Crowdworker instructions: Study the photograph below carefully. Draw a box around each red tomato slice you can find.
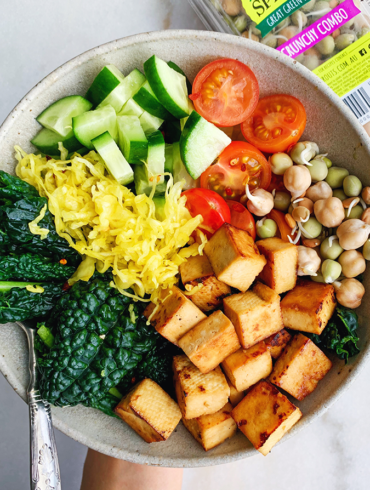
[182,188,231,237]
[226,200,256,240]
[267,173,287,193]
[241,94,306,153]
[200,141,271,202]
[190,59,259,127]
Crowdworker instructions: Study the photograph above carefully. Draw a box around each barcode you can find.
[342,79,370,125]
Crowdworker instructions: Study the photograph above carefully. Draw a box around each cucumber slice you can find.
[139,111,164,135]
[117,115,148,164]
[91,131,133,186]
[31,128,82,157]
[180,100,194,131]
[36,95,92,137]
[172,142,197,190]
[133,81,173,120]
[72,105,117,150]
[153,195,166,221]
[144,55,190,119]
[164,144,173,173]
[97,69,146,113]
[180,111,231,180]
[147,130,165,180]
[167,61,192,94]
[86,65,125,107]
[118,98,144,117]
[134,164,166,197]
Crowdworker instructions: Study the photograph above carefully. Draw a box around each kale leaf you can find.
[308,306,360,362]
[0,170,39,203]
[0,253,75,281]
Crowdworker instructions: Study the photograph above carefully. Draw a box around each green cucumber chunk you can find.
[172,142,197,189]
[97,69,146,113]
[133,81,173,120]
[118,98,144,117]
[86,65,125,107]
[31,128,82,156]
[139,111,164,135]
[72,105,117,150]
[180,111,231,179]
[144,55,190,119]
[147,130,165,180]
[36,95,92,137]
[164,144,173,173]
[117,115,148,164]
[134,164,166,197]
[153,196,166,221]
[92,131,133,186]
[180,100,194,131]
[167,61,192,94]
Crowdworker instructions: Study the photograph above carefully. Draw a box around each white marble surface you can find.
[0,1,369,488]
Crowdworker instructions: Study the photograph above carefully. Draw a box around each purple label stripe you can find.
[277,0,361,58]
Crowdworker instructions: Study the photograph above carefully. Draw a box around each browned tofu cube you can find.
[178,310,241,374]
[227,379,245,407]
[180,254,231,312]
[223,282,283,349]
[146,286,206,344]
[222,341,272,392]
[257,238,298,294]
[281,280,336,335]
[173,355,230,419]
[204,223,266,292]
[231,380,302,456]
[182,402,237,451]
[269,333,332,400]
[264,329,292,360]
[115,379,182,443]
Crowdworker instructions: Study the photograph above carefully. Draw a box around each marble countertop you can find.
[0,1,369,488]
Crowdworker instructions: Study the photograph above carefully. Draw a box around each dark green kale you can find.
[0,253,75,281]
[0,170,39,203]
[0,282,64,323]
[308,306,360,363]
[89,393,120,419]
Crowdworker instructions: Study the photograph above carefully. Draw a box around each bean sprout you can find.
[347,198,358,217]
[300,146,313,166]
[360,198,367,210]
[272,189,276,198]
[298,220,313,238]
[288,228,301,245]
[328,235,338,247]
[306,8,331,17]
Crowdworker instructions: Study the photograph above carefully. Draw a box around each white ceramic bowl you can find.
[1,30,370,467]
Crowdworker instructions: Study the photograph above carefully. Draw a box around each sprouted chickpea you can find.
[245,185,274,216]
[289,141,319,165]
[338,250,366,278]
[283,165,312,200]
[314,197,345,227]
[337,219,370,250]
[221,0,242,16]
[333,278,365,308]
[297,245,321,276]
[305,181,333,202]
[292,205,310,223]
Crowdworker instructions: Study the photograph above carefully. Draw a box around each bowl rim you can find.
[1,29,370,467]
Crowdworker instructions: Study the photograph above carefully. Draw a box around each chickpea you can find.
[292,205,310,223]
[242,31,260,42]
[297,246,321,276]
[333,278,365,308]
[337,219,370,250]
[274,191,291,211]
[338,250,366,278]
[314,197,345,227]
[221,0,242,16]
[270,153,293,175]
[295,197,314,214]
[283,165,312,200]
[361,186,370,204]
[246,186,274,216]
[305,181,333,202]
[278,26,299,46]
[322,259,342,283]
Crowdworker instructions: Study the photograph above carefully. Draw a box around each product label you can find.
[277,0,361,57]
[241,0,311,37]
[313,32,370,125]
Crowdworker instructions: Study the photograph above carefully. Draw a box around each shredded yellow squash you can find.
[28,204,49,240]
[15,147,206,302]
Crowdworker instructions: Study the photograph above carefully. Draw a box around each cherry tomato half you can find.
[241,94,306,153]
[226,200,256,240]
[190,59,259,127]
[182,188,231,237]
[200,141,271,202]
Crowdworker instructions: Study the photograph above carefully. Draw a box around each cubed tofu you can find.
[264,329,292,360]
[269,333,332,400]
[281,280,336,335]
[257,238,298,294]
[115,379,182,443]
[223,282,283,349]
[227,379,245,407]
[204,223,266,292]
[231,380,302,456]
[178,310,241,374]
[173,355,230,419]
[182,402,237,451]
[222,341,273,392]
[146,286,206,344]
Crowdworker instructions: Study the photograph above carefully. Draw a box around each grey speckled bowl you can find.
[1,30,370,467]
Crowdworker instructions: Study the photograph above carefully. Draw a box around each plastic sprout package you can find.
[189,0,370,134]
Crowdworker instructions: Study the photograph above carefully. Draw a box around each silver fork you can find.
[17,321,61,490]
